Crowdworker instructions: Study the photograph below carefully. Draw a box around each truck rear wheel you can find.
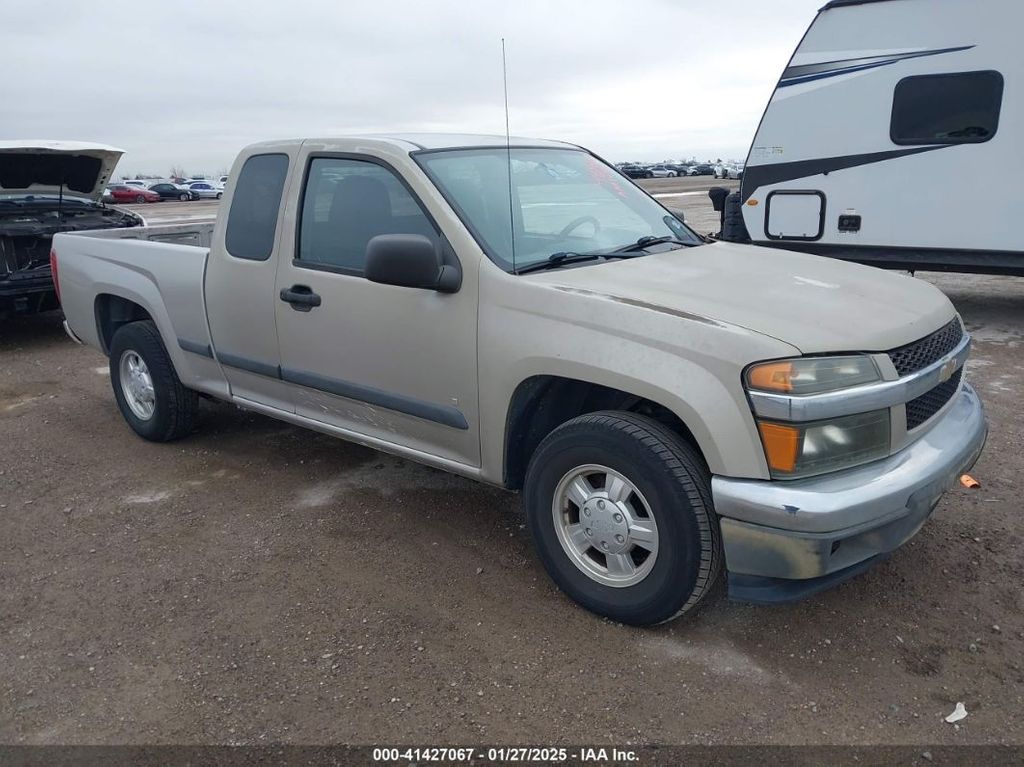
[109,320,198,442]
[524,411,722,625]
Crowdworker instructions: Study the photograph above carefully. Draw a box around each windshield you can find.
[415,147,701,272]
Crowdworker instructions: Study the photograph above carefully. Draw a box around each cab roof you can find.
[246,133,579,154]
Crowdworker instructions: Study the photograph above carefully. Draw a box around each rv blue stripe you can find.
[780,59,907,87]
[779,45,974,88]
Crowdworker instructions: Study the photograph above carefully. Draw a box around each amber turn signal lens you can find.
[747,361,794,393]
[758,422,800,473]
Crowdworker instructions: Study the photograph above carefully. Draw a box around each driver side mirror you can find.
[365,234,461,293]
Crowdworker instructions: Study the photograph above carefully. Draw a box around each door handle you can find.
[279,285,322,312]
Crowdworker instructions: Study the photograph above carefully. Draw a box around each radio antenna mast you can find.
[502,38,516,269]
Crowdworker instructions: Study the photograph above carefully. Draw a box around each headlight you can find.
[746,355,889,479]
[756,410,890,479]
[746,356,880,394]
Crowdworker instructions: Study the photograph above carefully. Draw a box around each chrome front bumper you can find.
[712,384,987,601]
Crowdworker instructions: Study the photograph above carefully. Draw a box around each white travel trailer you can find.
[719,0,1022,275]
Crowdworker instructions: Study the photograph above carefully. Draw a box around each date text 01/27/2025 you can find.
[371,746,640,762]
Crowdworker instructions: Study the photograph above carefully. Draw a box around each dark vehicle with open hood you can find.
[0,141,143,317]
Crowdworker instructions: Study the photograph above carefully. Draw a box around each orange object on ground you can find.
[960,474,980,489]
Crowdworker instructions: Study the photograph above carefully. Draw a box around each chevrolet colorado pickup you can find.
[0,141,142,317]
[52,135,987,625]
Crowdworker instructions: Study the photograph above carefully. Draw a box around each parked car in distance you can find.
[647,165,678,178]
[107,184,161,203]
[669,163,692,176]
[187,181,223,199]
[149,183,196,201]
[122,180,150,188]
[688,163,715,176]
[53,133,986,627]
[713,164,744,180]
[619,163,652,179]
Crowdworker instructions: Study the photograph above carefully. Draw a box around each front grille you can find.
[888,319,963,376]
[906,368,962,430]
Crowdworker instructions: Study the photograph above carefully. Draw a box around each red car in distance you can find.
[105,184,161,204]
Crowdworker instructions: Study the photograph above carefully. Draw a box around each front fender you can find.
[477,276,800,484]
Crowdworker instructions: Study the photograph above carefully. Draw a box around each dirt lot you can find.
[0,190,1021,746]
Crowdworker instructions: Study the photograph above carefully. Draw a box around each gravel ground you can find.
[0,197,1021,745]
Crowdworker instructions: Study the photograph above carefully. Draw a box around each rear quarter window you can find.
[225,153,289,260]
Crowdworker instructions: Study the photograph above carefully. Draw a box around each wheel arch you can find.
[94,293,154,356]
[502,374,707,491]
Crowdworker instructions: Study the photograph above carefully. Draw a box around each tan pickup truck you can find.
[53,134,986,625]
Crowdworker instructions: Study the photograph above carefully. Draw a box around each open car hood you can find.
[0,141,125,203]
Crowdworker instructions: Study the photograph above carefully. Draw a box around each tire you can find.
[179,193,189,201]
[216,192,223,200]
[109,320,198,442]
[135,194,145,204]
[524,411,722,626]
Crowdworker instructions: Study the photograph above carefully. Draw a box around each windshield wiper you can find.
[609,235,695,254]
[515,252,603,275]
[515,235,700,274]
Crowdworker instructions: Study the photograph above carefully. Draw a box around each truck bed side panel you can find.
[54,223,229,398]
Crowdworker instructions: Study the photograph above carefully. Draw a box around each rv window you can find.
[891,71,1003,145]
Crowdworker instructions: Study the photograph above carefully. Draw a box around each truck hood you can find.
[531,241,955,353]
[0,141,125,203]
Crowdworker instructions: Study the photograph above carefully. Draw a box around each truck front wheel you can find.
[109,320,198,442]
[524,411,722,625]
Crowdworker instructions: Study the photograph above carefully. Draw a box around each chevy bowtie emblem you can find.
[938,358,959,383]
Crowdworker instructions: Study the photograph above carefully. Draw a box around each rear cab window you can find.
[224,153,289,260]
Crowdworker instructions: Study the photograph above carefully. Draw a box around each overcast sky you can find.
[5,0,822,177]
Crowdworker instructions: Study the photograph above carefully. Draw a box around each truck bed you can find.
[68,219,216,247]
[53,220,229,398]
